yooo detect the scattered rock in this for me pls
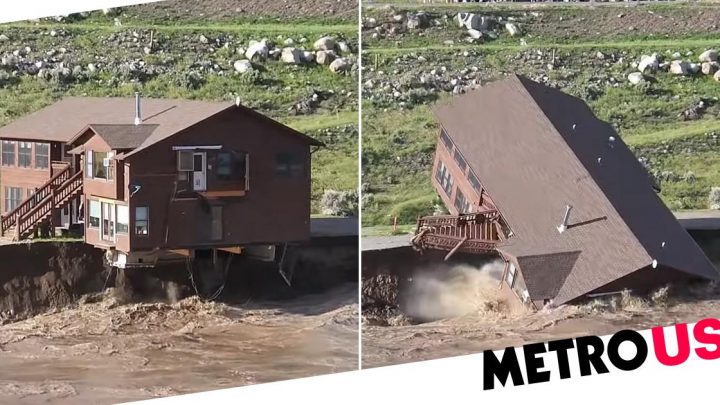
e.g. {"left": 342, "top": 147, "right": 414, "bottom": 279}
{"left": 280, "top": 47, "right": 303, "bottom": 65}
{"left": 699, "top": 49, "right": 718, "bottom": 63}
{"left": 406, "top": 12, "right": 430, "bottom": 30}
{"left": 245, "top": 41, "right": 269, "bottom": 61}
{"left": 316, "top": 50, "right": 337, "bottom": 65}
{"left": 701, "top": 62, "right": 719, "bottom": 76}
{"left": 302, "top": 51, "right": 315, "bottom": 63}
{"left": 456, "top": 13, "right": 493, "bottom": 31}
{"left": 329, "top": 58, "right": 350, "bottom": 74}
{"left": 337, "top": 42, "right": 351, "bottom": 54}
{"left": 233, "top": 60, "right": 253, "bottom": 74}
{"left": 638, "top": 54, "right": 660, "bottom": 73}
{"left": 670, "top": 60, "right": 690, "bottom": 75}
{"left": 313, "top": 36, "right": 335, "bottom": 52}
{"left": 627, "top": 72, "right": 645, "bottom": 85}
{"left": 715, "top": 70, "right": 720, "bottom": 82}
{"left": 0, "top": 34, "right": 8, "bottom": 42}
{"left": 468, "top": 29, "right": 483, "bottom": 40}
{"left": 505, "top": 23, "right": 521, "bottom": 37}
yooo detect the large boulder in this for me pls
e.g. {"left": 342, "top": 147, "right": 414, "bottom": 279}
{"left": 505, "top": 23, "right": 521, "bottom": 37}
{"left": 281, "top": 47, "right": 303, "bottom": 64}
{"left": 638, "top": 54, "right": 659, "bottom": 73}
{"left": 233, "top": 60, "right": 253, "bottom": 74}
{"left": 701, "top": 62, "right": 719, "bottom": 76}
{"left": 670, "top": 60, "right": 690, "bottom": 75}
{"left": 406, "top": 12, "right": 430, "bottom": 30}
{"left": 313, "top": 36, "right": 335, "bottom": 51}
{"left": 329, "top": 58, "right": 350, "bottom": 74}
{"left": 245, "top": 41, "right": 269, "bottom": 61}
{"left": 699, "top": 49, "right": 718, "bottom": 63}
{"left": 316, "top": 50, "right": 337, "bottom": 65}
{"left": 627, "top": 72, "right": 645, "bottom": 85}
{"left": 302, "top": 51, "right": 315, "bottom": 63}
{"left": 456, "top": 13, "right": 493, "bottom": 31}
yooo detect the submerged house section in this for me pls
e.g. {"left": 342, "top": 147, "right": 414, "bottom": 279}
{"left": 0, "top": 95, "right": 322, "bottom": 268}
{"left": 413, "top": 74, "right": 719, "bottom": 309}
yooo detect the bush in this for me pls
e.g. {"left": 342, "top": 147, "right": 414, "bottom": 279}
{"left": 709, "top": 187, "right": 720, "bottom": 210}
{"left": 320, "top": 189, "right": 358, "bottom": 217}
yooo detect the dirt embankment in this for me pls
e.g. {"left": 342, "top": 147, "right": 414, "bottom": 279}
{"left": 0, "top": 242, "right": 106, "bottom": 322}
{"left": 124, "top": 0, "right": 357, "bottom": 21}
{"left": 0, "top": 240, "right": 358, "bottom": 324}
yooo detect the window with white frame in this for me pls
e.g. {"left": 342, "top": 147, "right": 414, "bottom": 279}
{"left": 34, "top": 143, "right": 49, "bottom": 169}
{"left": 88, "top": 200, "right": 100, "bottom": 228}
{"left": 101, "top": 202, "right": 115, "bottom": 241}
{"left": 18, "top": 142, "right": 32, "bottom": 168}
{"left": 116, "top": 205, "right": 129, "bottom": 234}
{"left": 135, "top": 206, "right": 149, "bottom": 236}
{"left": 2, "top": 141, "right": 16, "bottom": 166}
{"left": 506, "top": 263, "right": 517, "bottom": 288}
{"left": 4, "top": 187, "right": 22, "bottom": 212}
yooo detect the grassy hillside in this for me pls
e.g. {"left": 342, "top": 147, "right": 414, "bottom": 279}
{"left": 0, "top": 7, "right": 358, "bottom": 214}
{"left": 362, "top": 3, "right": 720, "bottom": 228}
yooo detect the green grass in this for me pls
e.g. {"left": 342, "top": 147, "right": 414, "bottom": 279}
{"left": 0, "top": 17, "right": 358, "bottom": 215}
{"left": 361, "top": 224, "right": 415, "bottom": 237}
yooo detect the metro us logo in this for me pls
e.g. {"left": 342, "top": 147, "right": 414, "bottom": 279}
{"left": 483, "top": 318, "right": 720, "bottom": 390}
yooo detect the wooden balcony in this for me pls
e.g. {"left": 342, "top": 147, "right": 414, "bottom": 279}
{"left": 411, "top": 211, "right": 503, "bottom": 259}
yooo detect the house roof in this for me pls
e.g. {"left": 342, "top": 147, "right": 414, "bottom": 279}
{"left": 0, "top": 97, "right": 322, "bottom": 153}
{"left": 434, "top": 74, "right": 719, "bottom": 305}
{"left": 83, "top": 124, "right": 159, "bottom": 150}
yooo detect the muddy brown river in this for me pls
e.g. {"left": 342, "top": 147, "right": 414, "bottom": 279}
{"left": 0, "top": 283, "right": 358, "bottom": 404}
{"left": 362, "top": 265, "right": 720, "bottom": 368}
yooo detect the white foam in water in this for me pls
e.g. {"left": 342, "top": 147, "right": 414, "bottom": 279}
{"left": 400, "top": 260, "right": 509, "bottom": 321}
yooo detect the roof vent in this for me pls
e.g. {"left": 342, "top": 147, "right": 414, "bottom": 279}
{"left": 235, "top": 96, "right": 241, "bottom": 107}
{"left": 556, "top": 204, "right": 572, "bottom": 234}
{"left": 134, "top": 92, "right": 141, "bottom": 125}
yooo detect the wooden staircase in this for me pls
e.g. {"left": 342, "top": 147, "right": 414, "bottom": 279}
{"left": 411, "top": 210, "right": 504, "bottom": 259}
{"left": 0, "top": 164, "right": 84, "bottom": 241}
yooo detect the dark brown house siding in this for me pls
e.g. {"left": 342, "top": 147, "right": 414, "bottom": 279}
{"left": 125, "top": 107, "right": 312, "bottom": 252}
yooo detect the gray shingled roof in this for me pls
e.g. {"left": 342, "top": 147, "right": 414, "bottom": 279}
{"left": 434, "top": 75, "right": 719, "bottom": 305}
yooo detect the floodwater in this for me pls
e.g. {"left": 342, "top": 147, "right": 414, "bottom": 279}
{"left": 0, "top": 283, "right": 358, "bottom": 404}
{"left": 362, "top": 263, "right": 720, "bottom": 368}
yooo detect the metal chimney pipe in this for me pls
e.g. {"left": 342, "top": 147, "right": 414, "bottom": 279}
{"left": 557, "top": 204, "right": 572, "bottom": 234}
{"left": 134, "top": 92, "right": 141, "bottom": 125}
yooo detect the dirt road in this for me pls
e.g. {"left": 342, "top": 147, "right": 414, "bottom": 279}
{"left": 0, "top": 283, "right": 358, "bottom": 404}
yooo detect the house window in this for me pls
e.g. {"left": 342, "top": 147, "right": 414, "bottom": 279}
{"left": 34, "top": 143, "right": 49, "bottom": 169}
{"left": 18, "top": 142, "right": 32, "bottom": 168}
{"left": 435, "top": 160, "right": 453, "bottom": 196}
{"left": 116, "top": 205, "right": 129, "bottom": 234}
{"left": 88, "top": 200, "right": 100, "bottom": 228}
{"left": 468, "top": 172, "right": 482, "bottom": 194}
{"left": 101, "top": 202, "right": 115, "bottom": 241}
{"left": 1, "top": 141, "right": 15, "bottom": 166}
{"left": 91, "top": 151, "right": 112, "bottom": 180}
{"left": 454, "top": 188, "right": 471, "bottom": 214}
{"left": 210, "top": 206, "right": 223, "bottom": 241}
{"left": 275, "top": 153, "right": 305, "bottom": 177}
{"left": 453, "top": 149, "right": 467, "bottom": 173}
{"left": 135, "top": 206, "right": 149, "bottom": 236}
{"left": 506, "top": 263, "right": 517, "bottom": 288}
{"left": 4, "top": 187, "right": 22, "bottom": 212}
{"left": 216, "top": 151, "right": 247, "bottom": 181}
{"left": 440, "top": 129, "right": 453, "bottom": 151}
{"left": 177, "top": 151, "right": 194, "bottom": 171}
{"left": 85, "top": 151, "right": 93, "bottom": 178}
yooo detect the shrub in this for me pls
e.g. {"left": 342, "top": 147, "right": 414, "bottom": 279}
{"left": 320, "top": 189, "right": 358, "bottom": 217}
{"left": 709, "top": 187, "right": 720, "bottom": 210}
